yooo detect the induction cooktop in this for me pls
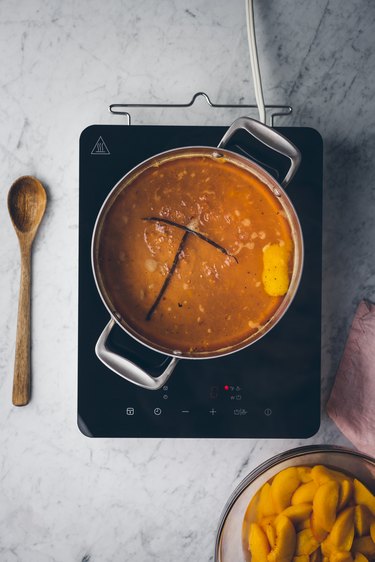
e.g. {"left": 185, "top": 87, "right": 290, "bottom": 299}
{"left": 78, "top": 123, "right": 322, "bottom": 438}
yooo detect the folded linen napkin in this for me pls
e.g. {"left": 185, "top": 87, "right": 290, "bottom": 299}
{"left": 327, "top": 300, "right": 375, "bottom": 456}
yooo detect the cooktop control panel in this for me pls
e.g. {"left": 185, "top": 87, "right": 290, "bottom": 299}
{"left": 78, "top": 124, "right": 322, "bottom": 438}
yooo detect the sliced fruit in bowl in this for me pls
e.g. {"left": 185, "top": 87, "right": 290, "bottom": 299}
{"left": 215, "top": 446, "right": 375, "bottom": 562}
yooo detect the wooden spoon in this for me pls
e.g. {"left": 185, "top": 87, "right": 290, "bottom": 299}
{"left": 8, "top": 176, "right": 47, "bottom": 406}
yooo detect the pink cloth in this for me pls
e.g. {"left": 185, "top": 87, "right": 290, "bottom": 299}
{"left": 327, "top": 300, "right": 375, "bottom": 456}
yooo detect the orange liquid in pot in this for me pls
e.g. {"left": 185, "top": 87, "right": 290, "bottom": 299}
{"left": 97, "top": 154, "right": 294, "bottom": 353}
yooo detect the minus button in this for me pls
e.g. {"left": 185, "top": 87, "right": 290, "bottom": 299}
{"left": 181, "top": 410, "right": 190, "bottom": 414}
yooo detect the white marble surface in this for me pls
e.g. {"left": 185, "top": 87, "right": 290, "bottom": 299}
{"left": 0, "top": 0, "right": 374, "bottom": 560}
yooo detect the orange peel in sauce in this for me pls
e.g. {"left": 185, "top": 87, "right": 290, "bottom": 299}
{"left": 262, "top": 243, "right": 292, "bottom": 297}
{"left": 243, "top": 465, "right": 375, "bottom": 562}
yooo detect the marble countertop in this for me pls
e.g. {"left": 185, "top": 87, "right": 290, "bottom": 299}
{"left": 1, "top": 0, "right": 374, "bottom": 560}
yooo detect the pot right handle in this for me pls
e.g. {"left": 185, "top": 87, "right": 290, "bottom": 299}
{"left": 95, "top": 319, "right": 180, "bottom": 390}
{"left": 218, "top": 117, "right": 301, "bottom": 188}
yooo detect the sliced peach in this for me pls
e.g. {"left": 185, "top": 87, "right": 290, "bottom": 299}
{"left": 354, "top": 505, "right": 373, "bottom": 537}
{"left": 352, "top": 536, "right": 375, "bottom": 558}
{"left": 321, "top": 537, "right": 334, "bottom": 557}
{"left": 292, "top": 482, "right": 319, "bottom": 506}
{"left": 328, "top": 507, "right": 355, "bottom": 551}
{"left": 271, "top": 468, "right": 301, "bottom": 513}
{"left": 280, "top": 504, "right": 313, "bottom": 526}
{"left": 313, "top": 481, "right": 339, "bottom": 532}
{"left": 311, "top": 512, "right": 329, "bottom": 543}
{"left": 337, "top": 480, "right": 353, "bottom": 511}
{"left": 295, "top": 529, "right": 320, "bottom": 556}
{"left": 353, "top": 480, "right": 375, "bottom": 516}
{"left": 294, "top": 557, "right": 310, "bottom": 562}
{"left": 249, "top": 522, "right": 271, "bottom": 561}
{"left": 260, "top": 520, "right": 276, "bottom": 549}
{"left": 329, "top": 552, "right": 353, "bottom": 562}
{"left": 258, "top": 483, "right": 277, "bottom": 519}
{"left": 268, "top": 515, "right": 296, "bottom": 562}
{"left": 261, "top": 516, "right": 278, "bottom": 527}
{"left": 311, "top": 466, "right": 346, "bottom": 486}
{"left": 353, "top": 554, "right": 368, "bottom": 562}
{"left": 297, "top": 467, "right": 313, "bottom": 483}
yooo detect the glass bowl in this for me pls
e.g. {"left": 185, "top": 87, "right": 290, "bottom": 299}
{"left": 214, "top": 445, "right": 375, "bottom": 562}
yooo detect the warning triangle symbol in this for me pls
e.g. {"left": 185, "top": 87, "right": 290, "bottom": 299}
{"left": 91, "top": 136, "right": 110, "bottom": 155}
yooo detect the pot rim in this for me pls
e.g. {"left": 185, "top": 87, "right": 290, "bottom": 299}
{"left": 91, "top": 144, "right": 304, "bottom": 359}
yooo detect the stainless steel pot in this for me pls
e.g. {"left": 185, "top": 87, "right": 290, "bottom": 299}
{"left": 91, "top": 117, "right": 303, "bottom": 390}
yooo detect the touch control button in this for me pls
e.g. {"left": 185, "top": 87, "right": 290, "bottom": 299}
{"left": 264, "top": 408, "right": 272, "bottom": 416}
{"left": 209, "top": 408, "right": 217, "bottom": 416}
{"left": 154, "top": 407, "right": 162, "bottom": 416}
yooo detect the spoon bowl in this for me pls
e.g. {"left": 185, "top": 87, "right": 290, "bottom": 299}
{"left": 8, "top": 175, "right": 47, "bottom": 237}
{"left": 8, "top": 176, "right": 47, "bottom": 406}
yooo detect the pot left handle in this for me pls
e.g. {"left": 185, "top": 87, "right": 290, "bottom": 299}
{"left": 95, "top": 319, "right": 180, "bottom": 390}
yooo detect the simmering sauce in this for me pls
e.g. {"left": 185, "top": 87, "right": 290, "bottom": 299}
{"left": 97, "top": 153, "right": 294, "bottom": 353}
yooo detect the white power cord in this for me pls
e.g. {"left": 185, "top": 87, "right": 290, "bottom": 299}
{"left": 245, "top": 0, "right": 266, "bottom": 124}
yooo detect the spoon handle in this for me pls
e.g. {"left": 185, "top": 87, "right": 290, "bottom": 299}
{"left": 12, "top": 248, "right": 31, "bottom": 406}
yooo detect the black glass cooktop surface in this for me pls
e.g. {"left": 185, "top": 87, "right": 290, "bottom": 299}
{"left": 78, "top": 124, "right": 322, "bottom": 438}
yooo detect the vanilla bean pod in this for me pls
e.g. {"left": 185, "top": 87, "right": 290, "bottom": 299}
{"left": 145, "top": 231, "right": 189, "bottom": 321}
{"left": 142, "top": 216, "right": 238, "bottom": 262}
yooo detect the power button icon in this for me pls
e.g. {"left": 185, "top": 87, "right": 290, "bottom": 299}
{"left": 264, "top": 408, "right": 272, "bottom": 416}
